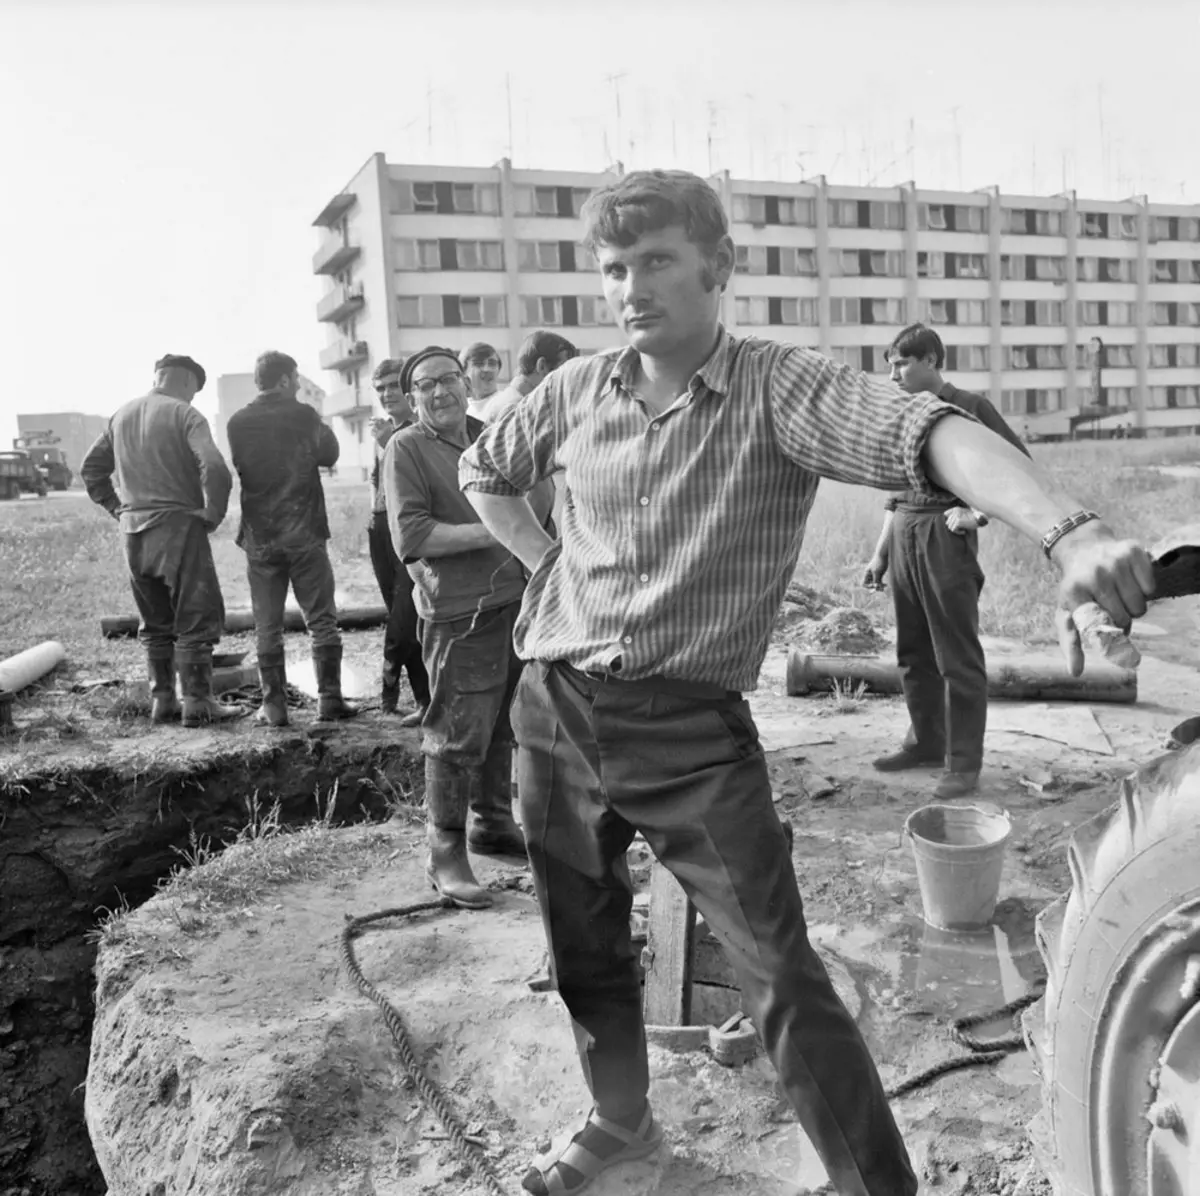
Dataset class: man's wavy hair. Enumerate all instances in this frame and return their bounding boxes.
[580,170,729,262]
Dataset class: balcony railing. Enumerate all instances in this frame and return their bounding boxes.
[312,237,361,276]
[318,339,369,372]
[325,388,372,419]
[316,282,365,324]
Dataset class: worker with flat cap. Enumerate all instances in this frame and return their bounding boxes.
[82,353,238,726]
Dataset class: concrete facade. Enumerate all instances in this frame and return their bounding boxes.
[313,154,1200,444]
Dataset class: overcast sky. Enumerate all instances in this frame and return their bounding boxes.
[1,0,1197,449]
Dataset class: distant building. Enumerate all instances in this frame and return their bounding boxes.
[213,373,326,461]
[15,412,109,480]
[312,152,1200,445]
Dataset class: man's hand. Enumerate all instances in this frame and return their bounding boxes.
[944,507,982,535]
[1052,522,1155,674]
[862,553,888,590]
[369,416,394,447]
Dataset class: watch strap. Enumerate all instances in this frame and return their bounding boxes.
[1041,510,1101,559]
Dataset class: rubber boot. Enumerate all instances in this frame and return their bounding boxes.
[468,740,527,858]
[177,649,241,727]
[313,643,358,721]
[380,675,400,715]
[255,651,289,727]
[147,649,180,723]
[425,757,492,909]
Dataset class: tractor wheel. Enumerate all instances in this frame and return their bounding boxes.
[1024,744,1200,1195]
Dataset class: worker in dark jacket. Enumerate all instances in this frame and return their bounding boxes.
[864,324,1032,799]
[366,357,430,724]
[82,353,238,727]
[226,350,355,725]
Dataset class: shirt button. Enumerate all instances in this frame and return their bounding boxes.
[639,496,649,506]
[623,636,633,645]
[649,422,660,431]
[639,573,649,582]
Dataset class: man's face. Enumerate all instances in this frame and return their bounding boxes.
[374,371,411,421]
[465,353,501,399]
[408,355,469,435]
[888,352,940,395]
[598,225,732,360]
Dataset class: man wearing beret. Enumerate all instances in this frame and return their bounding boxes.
[227,349,356,725]
[82,353,238,726]
[382,346,554,908]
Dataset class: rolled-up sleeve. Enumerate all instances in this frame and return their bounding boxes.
[382,434,435,561]
[460,371,561,496]
[769,348,975,494]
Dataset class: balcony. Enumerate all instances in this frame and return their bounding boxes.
[319,339,369,371]
[312,192,356,228]
[312,237,362,276]
[316,282,365,324]
[326,388,372,419]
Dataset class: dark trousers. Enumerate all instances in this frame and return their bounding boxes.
[367,511,429,705]
[420,601,523,766]
[124,512,224,654]
[512,661,916,1196]
[889,507,987,774]
[246,542,340,657]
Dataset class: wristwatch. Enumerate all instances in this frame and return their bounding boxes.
[1041,510,1101,559]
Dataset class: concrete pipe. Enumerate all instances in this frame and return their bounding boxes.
[0,641,67,695]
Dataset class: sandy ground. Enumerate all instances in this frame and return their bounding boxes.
[80,597,1200,1196]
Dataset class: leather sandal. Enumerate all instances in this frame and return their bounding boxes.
[522,1105,662,1195]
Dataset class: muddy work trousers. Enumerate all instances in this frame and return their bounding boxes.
[124,512,225,654]
[889,505,987,774]
[245,543,340,658]
[420,600,523,767]
[367,511,430,706]
[513,660,917,1196]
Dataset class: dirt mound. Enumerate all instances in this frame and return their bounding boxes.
[773,584,836,643]
[796,607,885,655]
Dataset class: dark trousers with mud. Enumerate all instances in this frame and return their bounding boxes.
[367,510,429,706]
[513,661,917,1196]
[246,543,340,658]
[890,506,987,774]
[124,511,224,653]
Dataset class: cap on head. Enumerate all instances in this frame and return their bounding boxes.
[399,346,461,396]
[155,353,206,391]
[518,329,577,376]
[460,341,500,369]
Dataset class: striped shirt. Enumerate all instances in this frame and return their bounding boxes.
[459,330,969,692]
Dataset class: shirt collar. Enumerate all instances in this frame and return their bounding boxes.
[937,381,957,401]
[608,326,734,400]
[416,414,482,446]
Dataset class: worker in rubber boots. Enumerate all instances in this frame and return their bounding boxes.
[459,341,503,421]
[367,358,430,725]
[382,347,554,909]
[81,354,239,727]
[863,323,1032,800]
[458,169,1156,1196]
[226,350,356,725]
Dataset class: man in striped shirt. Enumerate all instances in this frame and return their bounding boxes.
[459,170,1154,1196]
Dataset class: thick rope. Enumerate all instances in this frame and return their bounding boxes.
[886,990,1043,1099]
[340,902,511,1196]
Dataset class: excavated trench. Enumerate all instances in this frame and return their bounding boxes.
[0,727,422,1196]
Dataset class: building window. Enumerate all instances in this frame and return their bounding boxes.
[1188,261,1200,284]
[1034,345,1064,369]
[735,296,769,325]
[956,205,987,233]
[958,299,988,325]
[1182,304,1200,326]
[518,241,562,271]
[513,185,590,218]
[1150,344,1171,368]
[828,199,859,228]
[829,346,863,369]
[1153,259,1180,282]
[1079,212,1106,238]
[830,297,860,324]
[1033,256,1066,281]
[920,204,948,230]
[1153,216,1174,241]
[1148,386,1169,408]
[1001,299,1027,326]
[867,250,905,277]
[953,345,990,371]
[411,182,437,212]
[999,389,1023,414]
[395,296,442,327]
[395,238,440,270]
[1177,344,1200,367]
[735,245,769,274]
[777,196,815,225]
[732,194,766,223]
[1101,258,1134,282]
[1033,210,1064,235]
[1107,302,1135,326]
[1182,218,1200,242]
[918,251,944,278]
[576,296,616,326]
[1001,255,1025,280]
[833,249,861,277]
[521,296,562,325]
[776,298,817,325]
[391,180,499,215]
[456,240,504,270]
[457,296,505,325]
[1077,301,1102,325]
[1111,213,1138,240]
[1034,389,1064,411]
[1076,256,1099,282]
[952,253,988,279]
[533,186,557,215]
[923,299,952,325]
[869,201,904,230]
[866,298,906,325]
[1034,300,1064,325]
[1008,347,1030,370]
[1153,302,1174,325]
[1001,208,1026,234]
[1175,386,1200,406]
[576,244,598,272]
[779,247,817,276]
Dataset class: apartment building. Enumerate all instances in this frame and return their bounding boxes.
[313,153,1200,477]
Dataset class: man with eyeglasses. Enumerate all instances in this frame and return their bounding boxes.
[382,347,554,908]
[460,341,503,421]
[367,358,430,724]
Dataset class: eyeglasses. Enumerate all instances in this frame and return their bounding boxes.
[411,371,464,397]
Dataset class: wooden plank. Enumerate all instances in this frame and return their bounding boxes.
[642,861,695,1026]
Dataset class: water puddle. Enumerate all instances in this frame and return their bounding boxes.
[809,896,1045,1021]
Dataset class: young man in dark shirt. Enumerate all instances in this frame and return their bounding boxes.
[227,350,356,725]
[865,324,1032,798]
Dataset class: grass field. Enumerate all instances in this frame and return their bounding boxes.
[2,437,1198,673]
